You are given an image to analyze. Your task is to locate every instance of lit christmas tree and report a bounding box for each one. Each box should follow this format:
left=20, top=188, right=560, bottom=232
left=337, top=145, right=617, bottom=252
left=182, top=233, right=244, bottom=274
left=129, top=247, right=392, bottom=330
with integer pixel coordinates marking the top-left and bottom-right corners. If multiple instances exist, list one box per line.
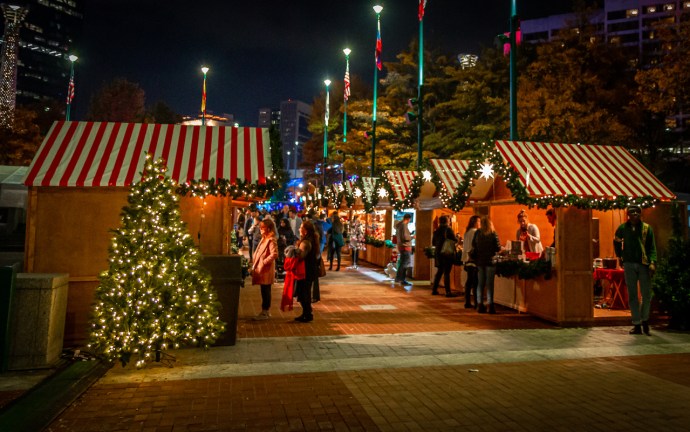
left=89, top=155, right=225, bottom=368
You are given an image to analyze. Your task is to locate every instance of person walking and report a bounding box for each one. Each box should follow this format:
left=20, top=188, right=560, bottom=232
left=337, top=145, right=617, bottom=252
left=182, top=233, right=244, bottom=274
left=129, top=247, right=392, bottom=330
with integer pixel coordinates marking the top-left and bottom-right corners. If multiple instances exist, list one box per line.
left=294, top=220, right=320, bottom=322
left=349, top=215, right=366, bottom=269
left=328, top=212, right=344, bottom=271
left=244, top=209, right=256, bottom=259
left=251, top=218, right=278, bottom=320
left=614, top=205, right=657, bottom=336
left=288, top=209, right=302, bottom=240
left=473, top=215, right=501, bottom=314
left=394, top=213, right=413, bottom=287
left=462, top=215, right=481, bottom=308
left=431, top=216, right=458, bottom=297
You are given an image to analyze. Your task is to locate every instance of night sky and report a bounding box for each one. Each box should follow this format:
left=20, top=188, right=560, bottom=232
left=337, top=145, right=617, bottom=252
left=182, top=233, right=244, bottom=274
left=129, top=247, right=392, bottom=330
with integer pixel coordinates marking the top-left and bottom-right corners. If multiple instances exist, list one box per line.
left=76, top=1, right=576, bottom=125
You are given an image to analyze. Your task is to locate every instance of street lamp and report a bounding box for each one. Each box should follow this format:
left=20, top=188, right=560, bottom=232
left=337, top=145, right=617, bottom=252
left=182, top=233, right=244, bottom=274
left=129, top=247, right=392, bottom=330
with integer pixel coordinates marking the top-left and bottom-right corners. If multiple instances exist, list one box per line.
left=287, top=150, right=291, bottom=174
left=201, top=66, right=209, bottom=126
left=371, top=5, right=383, bottom=177
left=294, top=140, right=298, bottom=180
left=417, top=2, right=425, bottom=170
left=65, top=54, right=77, bottom=121
left=509, top=0, right=518, bottom=140
left=323, top=79, right=331, bottom=186
left=342, top=47, right=351, bottom=183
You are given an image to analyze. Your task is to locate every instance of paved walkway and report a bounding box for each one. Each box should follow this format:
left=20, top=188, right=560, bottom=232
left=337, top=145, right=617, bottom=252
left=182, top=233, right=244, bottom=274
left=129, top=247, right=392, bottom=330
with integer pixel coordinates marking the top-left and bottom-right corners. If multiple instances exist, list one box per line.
left=29, top=258, right=690, bottom=430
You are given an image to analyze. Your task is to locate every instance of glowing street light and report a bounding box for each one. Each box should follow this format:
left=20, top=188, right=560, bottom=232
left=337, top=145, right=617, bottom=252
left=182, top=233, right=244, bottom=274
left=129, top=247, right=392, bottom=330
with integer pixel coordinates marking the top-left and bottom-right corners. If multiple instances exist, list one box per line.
left=323, top=79, right=331, bottom=186
left=201, top=66, right=209, bottom=126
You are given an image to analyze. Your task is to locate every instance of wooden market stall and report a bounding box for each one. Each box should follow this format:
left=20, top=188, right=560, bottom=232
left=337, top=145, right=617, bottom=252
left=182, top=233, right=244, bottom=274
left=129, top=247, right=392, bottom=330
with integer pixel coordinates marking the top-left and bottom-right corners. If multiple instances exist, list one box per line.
left=464, top=140, right=680, bottom=325
left=22, top=121, right=273, bottom=345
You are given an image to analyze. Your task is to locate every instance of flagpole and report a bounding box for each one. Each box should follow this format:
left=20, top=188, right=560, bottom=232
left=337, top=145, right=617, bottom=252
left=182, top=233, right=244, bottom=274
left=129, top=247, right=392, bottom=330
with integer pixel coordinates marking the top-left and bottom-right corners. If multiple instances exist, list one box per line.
left=417, top=1, right=425, bottom=170
left=509, top=0, right=518, bottom=140
left=371, top=5, right=383, bottom=178
left=65, top=55, right=77, bottom=121
left=201, top=66, right=209, bottom=126
left=342, top=48, right=351, bottom=183
left=323, top=79, right=331, bottom=187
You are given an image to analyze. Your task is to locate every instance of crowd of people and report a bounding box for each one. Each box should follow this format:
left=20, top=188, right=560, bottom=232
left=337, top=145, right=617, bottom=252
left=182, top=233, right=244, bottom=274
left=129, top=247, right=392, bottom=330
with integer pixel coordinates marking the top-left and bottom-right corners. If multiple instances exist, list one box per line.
left=240, top=204, right=656, bottom=336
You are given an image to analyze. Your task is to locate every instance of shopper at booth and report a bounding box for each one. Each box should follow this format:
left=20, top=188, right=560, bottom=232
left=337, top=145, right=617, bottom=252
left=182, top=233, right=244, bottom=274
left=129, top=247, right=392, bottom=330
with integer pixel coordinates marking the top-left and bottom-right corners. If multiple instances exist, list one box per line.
left=545, top=208, right=556, bottom=248
left=473, top=215, right=501, bottom=314
left=462, top=215, right=481, bottom=308
left=614, top=205, right=657, bottom=336
left=395, top=213, right=414, bottom=287
left=327, top=212, right=344, bottom=271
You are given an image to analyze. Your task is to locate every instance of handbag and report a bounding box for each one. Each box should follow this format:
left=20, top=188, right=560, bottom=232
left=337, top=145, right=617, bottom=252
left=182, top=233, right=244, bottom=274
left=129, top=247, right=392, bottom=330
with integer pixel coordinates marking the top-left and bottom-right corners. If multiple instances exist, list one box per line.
left=318, top=256, right=327, bottom=277
left=440, top=238, right=456, bottom=256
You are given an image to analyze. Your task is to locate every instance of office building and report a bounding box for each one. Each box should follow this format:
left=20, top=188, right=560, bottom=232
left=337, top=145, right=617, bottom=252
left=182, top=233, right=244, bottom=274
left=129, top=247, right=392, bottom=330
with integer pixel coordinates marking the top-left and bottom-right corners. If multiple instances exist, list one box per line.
left=0, top=0, right=83, bottom=108
left=277, top=100, right=311, bottom=174
left=258, top=107, right=280, bottom=129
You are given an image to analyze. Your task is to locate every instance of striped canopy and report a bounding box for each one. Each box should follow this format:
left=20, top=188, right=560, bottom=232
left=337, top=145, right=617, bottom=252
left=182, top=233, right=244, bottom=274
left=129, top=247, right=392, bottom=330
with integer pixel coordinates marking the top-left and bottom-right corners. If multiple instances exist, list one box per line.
left=24, top=121, right=272, bottom=187
left=429, top=159, right=471, bottom=196
left=360, top=177, right=378, bottom=197
left=384, top=170, right=417, bottom=203
left=495, top=141, right=675, bottom=200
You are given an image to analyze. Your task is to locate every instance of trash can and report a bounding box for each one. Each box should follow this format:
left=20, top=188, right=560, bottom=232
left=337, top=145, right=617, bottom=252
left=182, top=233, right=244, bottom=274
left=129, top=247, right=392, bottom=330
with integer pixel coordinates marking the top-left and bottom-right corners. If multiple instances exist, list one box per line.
left=201, top=255, right=244, bottom=346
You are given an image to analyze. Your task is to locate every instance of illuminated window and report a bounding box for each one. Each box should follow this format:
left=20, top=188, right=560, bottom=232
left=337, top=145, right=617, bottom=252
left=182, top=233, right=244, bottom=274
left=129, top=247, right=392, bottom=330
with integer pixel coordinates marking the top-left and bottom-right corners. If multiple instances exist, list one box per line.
left=663, top=4, right=674, bottom=11
left=685, top=2, right=690, bottom=9
left=647, top=6, right=656, bottom=13
left=626, top=8, right=639, bottom=18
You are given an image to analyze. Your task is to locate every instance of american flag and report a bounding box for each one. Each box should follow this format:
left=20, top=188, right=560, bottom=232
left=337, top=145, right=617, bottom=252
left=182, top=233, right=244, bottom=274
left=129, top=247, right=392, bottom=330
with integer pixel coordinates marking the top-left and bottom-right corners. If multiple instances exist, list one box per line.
left=66, top=75, right=75, bottom=104
left=344, top=63, right=350, bottom=101
left=375, top=19, right=382, bottom=71
left=418, top=0, right=427, bottom=21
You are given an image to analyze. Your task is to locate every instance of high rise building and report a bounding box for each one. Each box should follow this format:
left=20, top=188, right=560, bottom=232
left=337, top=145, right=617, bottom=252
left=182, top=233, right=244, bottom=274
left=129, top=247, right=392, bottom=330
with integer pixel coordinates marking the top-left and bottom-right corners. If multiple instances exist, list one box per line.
left=0, top=4, right=27, bottom=128
left=258, top=107, right=280, bottom=128
left=278, top=100, right=311, bottom=174
left=0, top=0, right=84, bottom=108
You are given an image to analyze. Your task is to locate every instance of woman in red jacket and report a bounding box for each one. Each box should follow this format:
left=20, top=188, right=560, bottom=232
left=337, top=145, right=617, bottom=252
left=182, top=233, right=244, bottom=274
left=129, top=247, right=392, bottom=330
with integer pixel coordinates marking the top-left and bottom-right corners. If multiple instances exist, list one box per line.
left=251, top=218, right=278, bottom=320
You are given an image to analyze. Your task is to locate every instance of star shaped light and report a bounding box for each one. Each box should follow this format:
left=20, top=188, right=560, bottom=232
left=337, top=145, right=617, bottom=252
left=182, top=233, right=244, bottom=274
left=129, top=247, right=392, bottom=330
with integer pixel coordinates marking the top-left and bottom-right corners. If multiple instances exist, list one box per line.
left=422, top=170, right=432, bottom=181
left=378, top=187, right=388, bottom=198
left=477, top=162, right=494, bottom=180
left=354, top=188, right=362, bottom=197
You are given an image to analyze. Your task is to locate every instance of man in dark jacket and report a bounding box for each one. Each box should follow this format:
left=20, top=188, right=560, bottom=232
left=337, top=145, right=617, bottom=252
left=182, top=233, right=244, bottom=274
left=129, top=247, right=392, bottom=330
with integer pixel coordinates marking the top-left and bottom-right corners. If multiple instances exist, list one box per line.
left=394, top=213, right=413, bottom=286
left=614, top=205, right=657, bottom=336
left=431, top=216, right=458, bottom=297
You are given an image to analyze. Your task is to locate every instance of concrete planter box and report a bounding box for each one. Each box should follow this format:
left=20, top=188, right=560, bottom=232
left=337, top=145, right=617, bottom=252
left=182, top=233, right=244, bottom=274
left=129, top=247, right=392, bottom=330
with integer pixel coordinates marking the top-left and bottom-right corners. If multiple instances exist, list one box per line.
left=201, top=255, right=243, bottom=346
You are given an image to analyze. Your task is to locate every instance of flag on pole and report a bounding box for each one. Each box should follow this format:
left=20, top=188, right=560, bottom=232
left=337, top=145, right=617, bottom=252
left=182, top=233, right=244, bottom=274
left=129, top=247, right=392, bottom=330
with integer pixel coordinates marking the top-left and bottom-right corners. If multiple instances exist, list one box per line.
left=418, top=0, right=427, bottom=21
left=66, top=75, right=75, bottom=104
left=201, top=79, right=207, bottom=113
left=375, top=19, right=382, bottom=71
left=344, top=63, right=351, bottom=101
left=325, top=89, right=330, bottom=126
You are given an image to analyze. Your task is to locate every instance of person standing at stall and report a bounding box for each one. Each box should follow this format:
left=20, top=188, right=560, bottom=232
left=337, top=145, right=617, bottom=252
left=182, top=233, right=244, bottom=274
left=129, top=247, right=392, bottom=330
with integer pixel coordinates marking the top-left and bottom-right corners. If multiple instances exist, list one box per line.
left=474, top=215, right=501, bottom=314
left=431, top=215, right=458, bottom=297
left=462, top=215, right=481, bottom=308
left=349, top=215, right=366, bottom=269
left=328, top=212, right=345, bottom=271
left=516, top=210, right=543, bottom=254
left=394, top=213, right=413, bottom=287
left=614, top=205, right=657, bottom=336
left=294, top=220, right=320, bottom=322
left=546, top=208, right=556, bottom=248
left=251, top=219, right=278, bottom=320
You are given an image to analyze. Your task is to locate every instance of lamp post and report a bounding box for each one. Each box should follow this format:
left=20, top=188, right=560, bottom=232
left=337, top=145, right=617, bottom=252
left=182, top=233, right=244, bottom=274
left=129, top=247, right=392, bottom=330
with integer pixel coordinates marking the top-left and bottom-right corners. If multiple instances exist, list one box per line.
left=65, top=54, right=77, bottom=121
left=287, top=150, right=291, bottom=175
left=509, top=0, right=518, bottom=140
left=371, top=5, right=383, bottom=177
left=323, top=79, right=331, bottom=187
left=342, top=47, right=351, bottom=183
left=417, top=4, right=424, bottom=170
left=294, top=140, right=298, bottom=180
left=201, top=66, right=209, bottom=126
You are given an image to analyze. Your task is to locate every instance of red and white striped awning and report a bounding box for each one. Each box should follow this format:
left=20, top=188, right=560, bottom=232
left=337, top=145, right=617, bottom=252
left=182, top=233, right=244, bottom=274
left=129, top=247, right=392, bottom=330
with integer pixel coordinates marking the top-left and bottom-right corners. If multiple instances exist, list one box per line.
left=384, top=170, right=417, bottom=203
left=495, top=141, right=675, bottom=200
left=332, top=179, right=357, bottom=195
left=361, top=177, right=378, bottom=197
left=24, top=121, right=272, bottom=187
left=429, top=159, right=471, bottom=195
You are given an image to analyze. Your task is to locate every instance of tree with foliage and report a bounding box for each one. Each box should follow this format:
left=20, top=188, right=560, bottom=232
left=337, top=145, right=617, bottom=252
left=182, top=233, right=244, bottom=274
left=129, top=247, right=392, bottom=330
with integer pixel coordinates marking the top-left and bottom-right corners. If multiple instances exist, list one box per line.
left=518, top=11, right=635, bottom=148
left=146, top=100, right=182, bottom=124
left=89, top=155, right=225, bottom=368
left=87, top=78, right=146, bottom=122
left=0, top=107, right=43, bottom=165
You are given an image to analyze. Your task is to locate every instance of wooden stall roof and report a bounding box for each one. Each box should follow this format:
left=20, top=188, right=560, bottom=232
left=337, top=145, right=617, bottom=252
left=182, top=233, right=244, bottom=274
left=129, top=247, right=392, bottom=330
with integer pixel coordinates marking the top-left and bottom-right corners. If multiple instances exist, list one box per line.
left=495, top=140, right=675, bottom=200
left=361, top=177, right=378, bottom=197
left=24, top=121, right=272, bottom=187
left=384, top=170, right=417, bottom=203
left=429, top=158, right=494, bottom=200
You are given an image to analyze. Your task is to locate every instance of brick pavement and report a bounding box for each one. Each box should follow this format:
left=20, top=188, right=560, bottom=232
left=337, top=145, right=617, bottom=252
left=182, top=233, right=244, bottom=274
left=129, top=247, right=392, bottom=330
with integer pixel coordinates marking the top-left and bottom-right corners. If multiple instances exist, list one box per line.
left=35, top=258, right=690, bottom=431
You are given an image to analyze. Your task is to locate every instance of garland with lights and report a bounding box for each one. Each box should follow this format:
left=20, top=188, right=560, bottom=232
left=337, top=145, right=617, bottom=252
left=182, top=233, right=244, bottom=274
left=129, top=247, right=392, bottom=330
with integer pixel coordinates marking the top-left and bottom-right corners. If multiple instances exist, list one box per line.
left=176, top=176, right=281, bottom=200
left=89, top=155, right=225, bottom=368
left=356, top=177, right=380, bottom=213
left=381, top=172, right=425, bottom=211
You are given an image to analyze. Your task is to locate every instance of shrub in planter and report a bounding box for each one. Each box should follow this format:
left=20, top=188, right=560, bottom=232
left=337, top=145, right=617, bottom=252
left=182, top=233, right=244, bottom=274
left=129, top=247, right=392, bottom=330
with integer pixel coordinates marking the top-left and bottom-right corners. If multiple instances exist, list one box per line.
left=652, top=203, right=690, bottom=330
